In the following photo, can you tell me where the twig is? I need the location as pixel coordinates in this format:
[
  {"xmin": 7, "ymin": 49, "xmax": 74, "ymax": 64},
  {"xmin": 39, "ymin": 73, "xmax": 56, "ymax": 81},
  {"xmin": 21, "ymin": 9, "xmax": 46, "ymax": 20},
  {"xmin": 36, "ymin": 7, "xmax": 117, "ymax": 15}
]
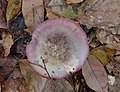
[
  {"xmin": 41, "ymin": 57, "xmax": 51, "ymax": 79},
  {"xmin": 28, "ymin": 60, "xmax": 45, "ymax": 69}
]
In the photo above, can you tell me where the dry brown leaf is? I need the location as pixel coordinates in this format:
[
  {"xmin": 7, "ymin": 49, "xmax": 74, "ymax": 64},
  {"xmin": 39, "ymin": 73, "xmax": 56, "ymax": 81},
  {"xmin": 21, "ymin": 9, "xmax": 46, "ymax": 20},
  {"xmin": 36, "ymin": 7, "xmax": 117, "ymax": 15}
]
[
  {"xmin": 46, "ymin": 8, "xmax": 60, "ymax": 19},
  {"xmin": 77, "ymin": 0, "xmax": 120, "ymax": 29},
  {"xmin": 22, "ymin": 0, "xmax": 44, "ymax": 34},
  {"xmin": 48, "ymin": 0, "xmax": 64, "ymax": 6},
  {"xmin": 19, "ymin": 60, "xmax": 74, "ymax": 92},
  {"xmin": 0, "ymin": 1, "xmax": 7, "ymax": 28},
  {"xmin": 44, "ymin": 0, "xmax": 51, "ymax": 6},
  {"xmin": 96, "ymin": 28, "xmax": 108, "ymax": 44},
  {"xmin": 0, "ymin": 29, "xmax": 13, "ymax": 57},
  {"xmin": 2, "ymin": 32, "xmax": 13, "ymax": 57},
  {"xmin": 108, "ymin": 77, "xmax": 120, "ymax": 92},
  {"xmin": 0, "ymin": 56, "xmax": 18, "ymax": 82},
  {"xmin": 106, "ymin": 43, "xmax": 120, "ymax": 51},
  {"xmin": 90, "ymin": 46, "xmax": 115, "ymax": 65},
  {"xmin": 2, "ymin": 68, "xmax": 29, "ymax": 92},
  {"xmin": 114, "ymin": 50, "xmax": 120, "ymax": 63},
  {"xmin": 96, "ymin": 28, "xmax": 120, "ymax": 50},
  {"xmin": 48, "ymin": 0, "xmax": 66, "ymax": 17},
  {"xmin": 106, "ymin": 61, "xmax": 120, "ymax": 91},
  {"xmin": 42, "ymin": 79, "xmax": 74, "ymax": 92},
  {"xmin": 2, "ymin": 77, "xmax": 21, "ymax": 92},
  {"xmin": 66, "ymin": 0, "xmax": 84, "ymax": 4},
  {"xmin": 82, "ymin": 55, "xmax": 108, "ymax": 92},
  {"xmin": 19, "ymin": 60, "xmax": 47, "ymax": 92},
  {"xmin": 6, "ymin": 0, "xmax": 22, "ymax": 21},
  {"xmin": 106, "ymin": 61, "xmax": 120, "ymax": 77}
]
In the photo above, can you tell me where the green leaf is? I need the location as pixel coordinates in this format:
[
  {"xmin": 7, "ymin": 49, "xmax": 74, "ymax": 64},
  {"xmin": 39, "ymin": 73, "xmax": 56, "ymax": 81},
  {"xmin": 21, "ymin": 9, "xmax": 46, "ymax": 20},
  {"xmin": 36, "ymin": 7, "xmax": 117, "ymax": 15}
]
[{"xmin": 62, "ymin": 6, "xmax": 76, "ymax": 19}]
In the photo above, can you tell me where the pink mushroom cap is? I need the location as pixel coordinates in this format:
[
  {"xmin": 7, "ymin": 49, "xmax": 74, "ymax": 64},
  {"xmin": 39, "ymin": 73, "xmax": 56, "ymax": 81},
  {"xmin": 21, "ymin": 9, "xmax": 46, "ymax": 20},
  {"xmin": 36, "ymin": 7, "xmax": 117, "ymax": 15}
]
[{"xmin": 26, "ymin": 18, "xmax": 89, "ymax": 79}]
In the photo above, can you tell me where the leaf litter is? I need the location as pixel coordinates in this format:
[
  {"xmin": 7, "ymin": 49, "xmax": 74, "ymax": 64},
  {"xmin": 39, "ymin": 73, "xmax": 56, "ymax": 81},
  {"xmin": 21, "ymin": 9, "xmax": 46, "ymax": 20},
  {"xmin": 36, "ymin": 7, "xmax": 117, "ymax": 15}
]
[
  {"xmin": 0, "ymin": 0, "xmax": 120, "ymax": 92},
  {"xmin": 82, "ymin": 55, "xmax": 108, "ymax": 92}
]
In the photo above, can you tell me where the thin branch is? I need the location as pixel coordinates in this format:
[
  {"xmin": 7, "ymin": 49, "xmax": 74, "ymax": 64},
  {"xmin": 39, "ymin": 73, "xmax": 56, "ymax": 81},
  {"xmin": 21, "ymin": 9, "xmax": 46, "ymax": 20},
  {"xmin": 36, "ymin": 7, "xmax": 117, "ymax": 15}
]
[
  {"xmin": 41, "ymin": 57, "xmax": 51, "ymax": 79},
  {"xmin": 28, "ymin": 60, "xmax": 45, "ymax": 69}
]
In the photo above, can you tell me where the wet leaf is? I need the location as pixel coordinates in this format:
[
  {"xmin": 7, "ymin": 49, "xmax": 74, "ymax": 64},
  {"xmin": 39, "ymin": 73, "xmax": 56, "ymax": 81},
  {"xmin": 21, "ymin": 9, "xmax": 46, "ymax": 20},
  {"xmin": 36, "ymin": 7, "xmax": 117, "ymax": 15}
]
[
  {"xmin": 66, "ymin": 0, "xmax": 84, "ymax": 4},
  {"xmin": 82, "ymin": 55, "xmax": 108, "ymax": 92},
  {"xmin": 0, "ymin": 0, "xmax": 7, "ymax": 28},
  {"xmin": 6, "ymin": 0, "xmax": 22, "ymax": 21},
  {"xmin": 0, "ymin": 29, "xmax": 13, "ymax": 57},
  {"xmin": 22, "ymin": 0, "xmax": 44, "ymax": 34},
  {"xmin": 90, "ymin": 46, "xmax": 115, "ymax": 65}
]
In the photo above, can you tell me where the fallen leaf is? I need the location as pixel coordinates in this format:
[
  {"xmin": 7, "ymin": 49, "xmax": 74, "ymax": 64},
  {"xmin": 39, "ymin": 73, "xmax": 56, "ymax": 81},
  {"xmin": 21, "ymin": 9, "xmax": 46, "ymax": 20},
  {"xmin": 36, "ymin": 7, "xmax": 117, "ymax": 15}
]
[
  {"xmin": 48, "ymin": 0, "xmax": 66, "ymax": 18},
  {"xmin": 48, "ymin": 0, "xmax": 64, "ymax": 6},
  {"xmin": 6, "ymin": 0, "xmax": 22, "ymax": 21},
  {"xmin": 19, "ymin": 60, "xmax": 74, "ymax": 92},
  {"xmin": 96, "ymin": 28, "xmax": 107, "ymax": 44},
  {"xmin": 88, "ymin": 30, "xmax": 101, "ymax": 47},
  {"xmin": 66, "ymin": 0, "xmax": 84, "ymax": 4},
  {"xmin": 77, "ymin": 0, "xmax": 96, "ymax": 21},
  {"xmin": 77, "ymin": 0, "xmax": 120, "ymax": 29},
  {"xmin": 46, "ymin": 8, "xmax": 60, "ymax": 19},
  {"xmin": 96, "ymin": 27, "xmax": 120, "ymax": 50},
  {"xmin": 22, "ymin": 0, "xmax": 44, "ymax": 34},
  {"xmin": 42, "ymin": 79, "xmax": 74, "ymax": 92},
  {"xmin": 106, "ymin": 61, "xmax": 120, "ymax": 77},
  {"xmin": 114, "ymin": 50, "xmax": 120, "ymax": 63},
  {"xmin": 0, "ymin": 0, "xmax": 7, "ymax": 28},
  {"xmin": 82, "ymin": 55, "xmax": 108, "ymax": 92},
  {"xmin": 8, "ymin": 13, "xmax": 26, "ymax": 30},
  {"xmin": 108, "ymin": 77, "xmax": 120, "ymax": 92},
  {"xmin": 0, "ymin": 29, "xmax": 13, "ymax": 57},
  {"xmin": 19, "ymin": 60, "xmax": 47, "ymax": 92},
  {"xmin": 90, "ymin": 46, "xmax": 115, "ymax": 65},
  {"xmin": 106, "ymin": 43, "xmax": 120, "ymax": 51},
  {"xmin": 2, "ymin": 68, "xmax": 29, "ymax": 92},
  {"xmin": 0, "ymin": 56, "xmax": 18, "ymax": 82},
  {"xmin": 44, "ymin": 0, "xmax": 51, "ymax": 6},
  {"xmin": 10, "ymin": 30, "xmax": 31, "ymax": 59},
  {"xmin": 62, "ymin": 5, "xmax": 76, "ymax": 19},
  {"xmin": 106, "ymin": 61, "xmax": 120, "ymax": 92},
  {"xmin": 2, "ymin": 78, "xmax": 20, "ymax": 92},
  {"xmin": 47, "ymin": 0, "xmax": 78, "ymax": 19}
]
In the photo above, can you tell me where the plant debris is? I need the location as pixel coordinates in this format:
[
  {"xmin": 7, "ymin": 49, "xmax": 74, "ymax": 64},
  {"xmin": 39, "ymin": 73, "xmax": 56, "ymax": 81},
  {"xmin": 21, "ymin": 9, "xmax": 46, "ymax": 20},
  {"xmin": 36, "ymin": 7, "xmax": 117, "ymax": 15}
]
[{"xmin": 0, "ymin": 0, "xmax": 120, "ymax": 92}]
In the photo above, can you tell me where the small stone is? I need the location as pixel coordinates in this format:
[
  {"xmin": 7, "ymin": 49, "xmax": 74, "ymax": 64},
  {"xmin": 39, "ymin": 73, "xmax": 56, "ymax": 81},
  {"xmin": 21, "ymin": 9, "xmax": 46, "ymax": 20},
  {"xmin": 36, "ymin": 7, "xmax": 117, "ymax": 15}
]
[{"xmin": 108, "ymin": 75, "xmax": 115, "ymax": 85}]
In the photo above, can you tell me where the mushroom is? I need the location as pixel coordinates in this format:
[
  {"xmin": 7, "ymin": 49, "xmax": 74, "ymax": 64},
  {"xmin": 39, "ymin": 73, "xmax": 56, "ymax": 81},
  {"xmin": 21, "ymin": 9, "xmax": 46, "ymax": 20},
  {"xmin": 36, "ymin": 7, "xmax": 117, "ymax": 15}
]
[{"xmin": 26, "ymin": 18, "xmax": 89, "ymax": 79}]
